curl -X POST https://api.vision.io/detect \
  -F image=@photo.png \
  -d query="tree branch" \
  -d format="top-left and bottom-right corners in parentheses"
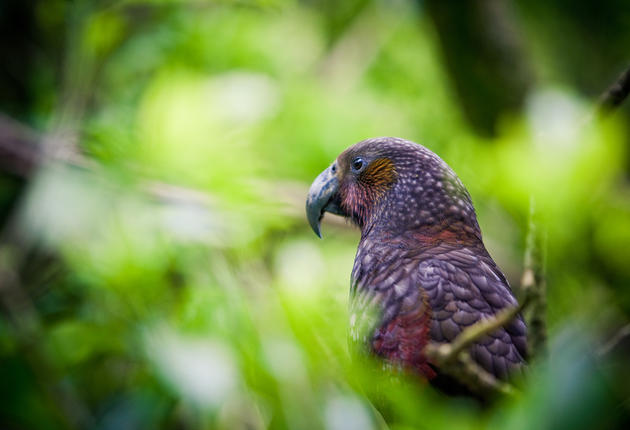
top-left (597, 64), bottom-right (630, 115)
top-left (0, 114), bottom-right (43, 178)
top-left (420, 60), bottom-right (630, 396)
top-left (423, 293), bottom-right (531, 398)
top-left (423, 198), bottom-right (545, 398)
top-left (425, 294), bottom-right (531, 366)
top-left (520, 198), bottom-right (547, 358)
top-left (598, 323), bottom-right (630, 358)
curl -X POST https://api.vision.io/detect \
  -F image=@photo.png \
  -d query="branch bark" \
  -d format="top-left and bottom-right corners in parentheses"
top-left (597, 64), bottom-right (630, 115)
top-left (425, 294), bottom-right (531, 366)
top-left (423, 198), bottom-right (544, 399)
top-left (424, 62), bottom-right (630, 397)
top-left (423, 292), bottom-right (532, 399)
top-left (520, 198), bottom-right (546, 358)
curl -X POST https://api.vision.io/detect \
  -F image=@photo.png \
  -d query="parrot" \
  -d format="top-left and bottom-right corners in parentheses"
top-left (305, 137), bottom-right (527, 395)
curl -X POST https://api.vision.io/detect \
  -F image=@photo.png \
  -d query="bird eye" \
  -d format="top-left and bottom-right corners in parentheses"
top-left (331, 163), bottom-right (337, 173)
top-left (351, 157), bottom-right (365, 172)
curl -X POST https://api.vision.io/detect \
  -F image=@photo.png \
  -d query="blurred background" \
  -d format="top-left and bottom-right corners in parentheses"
top-left (1, 0), bottom-right (630, 428)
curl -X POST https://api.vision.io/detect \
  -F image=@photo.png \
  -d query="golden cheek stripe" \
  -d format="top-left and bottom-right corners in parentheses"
top-left (360, 157), bottom-right (397, 194)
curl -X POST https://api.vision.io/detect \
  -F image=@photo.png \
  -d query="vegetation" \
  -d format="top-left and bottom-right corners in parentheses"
top-left (1, 1), bottom-right (629, 429)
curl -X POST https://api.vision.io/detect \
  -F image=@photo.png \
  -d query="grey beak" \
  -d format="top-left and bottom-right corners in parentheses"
top-left (306, 164), bottom-right (345, 238)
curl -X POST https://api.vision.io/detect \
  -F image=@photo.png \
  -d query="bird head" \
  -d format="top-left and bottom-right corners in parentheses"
top-left (306, 137), bottom-right (481, 241)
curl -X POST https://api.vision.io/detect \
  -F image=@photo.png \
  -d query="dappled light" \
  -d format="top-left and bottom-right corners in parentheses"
top-left (1, 1), bottom-right (630, 429)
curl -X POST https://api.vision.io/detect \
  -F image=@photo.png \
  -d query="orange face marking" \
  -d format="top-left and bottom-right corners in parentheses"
top-left (337, 156), bottom-right (397, 228)
top-left (360, 157), bottom-right (397, 195)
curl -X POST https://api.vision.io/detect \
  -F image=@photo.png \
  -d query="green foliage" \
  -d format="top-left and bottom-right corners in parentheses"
top-left (1, 0), bottom-right (629, 429)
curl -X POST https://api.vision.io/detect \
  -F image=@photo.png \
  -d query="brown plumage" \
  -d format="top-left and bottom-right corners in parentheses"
top-left (306, 137), bottom-right (527, 393)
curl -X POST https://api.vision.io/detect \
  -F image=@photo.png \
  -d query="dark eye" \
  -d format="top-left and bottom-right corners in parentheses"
top-left (351, 157), bottom-right (365, 172)
top-left (331, 163), bottom-right (337, 173)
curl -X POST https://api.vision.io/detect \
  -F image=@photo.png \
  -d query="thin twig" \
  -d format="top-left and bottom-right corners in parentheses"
top-left (423, 198), bottom-right (545, 398)
top-left (521, 197), bottom-right (547, 358)
top-left (423, 345), bottom-right (517, 398)
top-left (424, 61), bottom-right (630, 394)
top-left (423, 295), bottom-right (531, 398)
top-left (598, 323), bottom-right (630, 358)
top-left (426, 294), bottom-right (531, 361)
top-left (597, 64), bottom-right (630, 115)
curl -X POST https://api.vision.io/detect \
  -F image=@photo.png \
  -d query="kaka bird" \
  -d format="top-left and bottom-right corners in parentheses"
top-left (306, 137), bottom-right (527, 394)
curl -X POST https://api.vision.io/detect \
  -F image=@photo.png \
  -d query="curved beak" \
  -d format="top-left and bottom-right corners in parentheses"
top-left (306, 164), bottom-right (345, 238)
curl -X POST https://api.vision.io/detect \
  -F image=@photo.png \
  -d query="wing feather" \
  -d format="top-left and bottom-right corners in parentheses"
top-left (417, 246), bottom-right (527, 379)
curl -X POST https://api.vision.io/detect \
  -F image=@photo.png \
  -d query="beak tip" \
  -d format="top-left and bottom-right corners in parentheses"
top-left (306, 164), bottom-right (339, 240)
top-left (309, 217), bottom-right (323, 239)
